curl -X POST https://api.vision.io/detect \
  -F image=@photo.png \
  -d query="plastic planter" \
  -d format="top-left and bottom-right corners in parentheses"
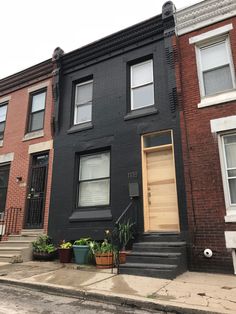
top-left (73, 245), bottom-right (90, 264)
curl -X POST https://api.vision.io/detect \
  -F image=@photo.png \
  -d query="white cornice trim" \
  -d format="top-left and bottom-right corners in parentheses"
top-left (176, 0), bottom-right (236, 36)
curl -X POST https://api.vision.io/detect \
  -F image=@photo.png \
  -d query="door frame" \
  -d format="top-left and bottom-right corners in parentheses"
top-left (24, 151), bottom-right (49, 229)
top-left (141, 129), bottom-right (179, 232)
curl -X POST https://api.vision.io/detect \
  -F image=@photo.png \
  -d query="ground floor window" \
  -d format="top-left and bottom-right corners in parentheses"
top-left (221, 133), bottom-right (236, 207)
top-left (0, 164), bottom-right (10, 212)
top-left (78, 151), bottom-right (110, 207)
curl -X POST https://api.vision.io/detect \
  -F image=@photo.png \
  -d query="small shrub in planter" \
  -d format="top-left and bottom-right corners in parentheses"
top-left (58, 241), bottom-right (73, 263)
top-left (115, 219), bottom-right (135, 264)
top-left (73, 237), bottom-right (91, 265)
top-left (32, 235), bottom-right (57, 261)
top-left (90, 239), bottom-right (115, 269)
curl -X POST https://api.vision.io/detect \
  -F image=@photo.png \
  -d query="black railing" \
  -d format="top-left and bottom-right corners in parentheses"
top-left (0, 207), bottom-right (22, 240)
top-left (111, 198), bottom-right (138, 274)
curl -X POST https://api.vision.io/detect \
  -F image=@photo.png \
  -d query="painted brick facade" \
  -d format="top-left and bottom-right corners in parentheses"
top-left (0, 62), bottom-right (54, 235)
top-left (176, 11), bottom-right (236, 273)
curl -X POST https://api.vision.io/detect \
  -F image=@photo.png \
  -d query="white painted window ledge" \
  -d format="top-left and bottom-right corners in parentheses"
top-left (225, 214), bottom-right (236, 223)
top-left (22, 130), bottom-right (44, 142)
top-left (198, 90), bottom-right (236, 108)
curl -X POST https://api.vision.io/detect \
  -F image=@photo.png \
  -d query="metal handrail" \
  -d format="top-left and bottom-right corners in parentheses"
top-left (0, 207), bottom-right (22, 240)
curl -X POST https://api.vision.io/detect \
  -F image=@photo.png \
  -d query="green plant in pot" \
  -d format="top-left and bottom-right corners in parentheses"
top-left (116, 219), bottom-right (135, 264)
top-left (32, 235), bottom-right (57, 261)
top-left (58, 240), bottom-right (73, 263)
top-left (73, 237), bottom-right (91, 264)
top-left (90, 239), bottom-right (115, 269)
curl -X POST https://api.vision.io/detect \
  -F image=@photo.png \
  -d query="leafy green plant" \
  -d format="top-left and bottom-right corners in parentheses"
top-left (32, 235), bottom-right (57, 254)
top-left (59, 240), bottom-right (72, 249)
top-left (73, 237), bottom-right (92, 246)
top-left (90, 239), bottom-right (114, 255)
top-left (116, 219), bottom-right (135, 250)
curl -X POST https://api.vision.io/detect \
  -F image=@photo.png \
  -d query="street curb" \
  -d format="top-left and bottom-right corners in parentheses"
top-left (0, 277), bottom-right (219, 314)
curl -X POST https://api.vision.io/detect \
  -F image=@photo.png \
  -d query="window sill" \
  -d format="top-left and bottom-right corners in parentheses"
top-left (225, 214), bottom-right (236, 223)
top-left (22, 130), bottom-right (44, 142)
top-left (124, 106), bottom-right (158, 120)
top-left (69, 208), bottom-right (112, 222)
top-left (67, 122), bottom-right (93, 134)
top-left (198, 90), bottom-right (236, 109)
top-left (0, 140), bottom-right (3, 147)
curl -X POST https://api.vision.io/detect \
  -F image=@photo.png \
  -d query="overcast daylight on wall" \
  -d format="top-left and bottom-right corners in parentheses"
top-left (0, 0), bottom-right (200, 79)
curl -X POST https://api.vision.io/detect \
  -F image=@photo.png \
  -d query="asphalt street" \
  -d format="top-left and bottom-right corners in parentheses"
top-left (0, 283), bottom-right (162, 314)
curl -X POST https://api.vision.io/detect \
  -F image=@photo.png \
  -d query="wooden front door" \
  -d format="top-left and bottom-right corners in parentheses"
top-left (25, 153), bottom-right (49, 229)
top-left (142, 131), bottom-right (180, 232)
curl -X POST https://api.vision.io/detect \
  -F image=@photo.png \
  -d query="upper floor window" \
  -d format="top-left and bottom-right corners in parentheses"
top-left (197, 37), bottom-right (235, 97)
top-left (74, 80), bottom-right (93, 125)
top-left (78, 151), bottom-right (110, 207)
top-left (0, 102), bottom-right (8, 140)
top-left (130, 60), bottom-right (154, 110)
top-left (28, 90), bottom-right (46, 132)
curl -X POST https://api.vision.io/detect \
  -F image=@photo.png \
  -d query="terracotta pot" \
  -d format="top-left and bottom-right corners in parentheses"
top-left (58, 248), bottom-right (72, 263)
top-left (119, 251), bottom-right (126, 264)
top-left (95, 252), bottom-right (114, 269)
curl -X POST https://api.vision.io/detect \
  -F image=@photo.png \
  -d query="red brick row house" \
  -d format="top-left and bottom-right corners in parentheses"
top-left (0, 60), bottom-right (54, 238)
top-left (175, 0), bottom-right (236, 274)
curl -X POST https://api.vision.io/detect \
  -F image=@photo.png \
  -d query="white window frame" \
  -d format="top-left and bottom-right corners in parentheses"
top-left (74, 80), bottom-right (93, 125)
top-left (189, 24), bottom-right (236, 108)
top-left (218, 132), bottom-right (236, 222)
top-left (78, 151), bottom-right (110, 207)
top-left (130, 59), bottom-right (154, 110)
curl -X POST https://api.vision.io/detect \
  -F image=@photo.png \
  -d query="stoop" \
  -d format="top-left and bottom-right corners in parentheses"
top-left (0, 229), bottom-right (44, 263)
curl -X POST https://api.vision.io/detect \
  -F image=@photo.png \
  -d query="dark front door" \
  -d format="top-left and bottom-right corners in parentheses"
top-left (0, 164), bottom-right (10, 215)
top-left (25, 153), bottom-right (49, 229)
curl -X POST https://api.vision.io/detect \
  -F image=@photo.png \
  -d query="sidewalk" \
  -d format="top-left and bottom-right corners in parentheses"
top-left (0, 261), bottom-right (235, 314)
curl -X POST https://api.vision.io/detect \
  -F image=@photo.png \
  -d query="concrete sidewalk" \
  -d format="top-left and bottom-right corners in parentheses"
top-left (0, 262), bottom-right (235, 314)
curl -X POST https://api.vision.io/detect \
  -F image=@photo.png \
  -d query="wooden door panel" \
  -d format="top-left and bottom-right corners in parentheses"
top-left (145, 147), bottom-right (179, 232)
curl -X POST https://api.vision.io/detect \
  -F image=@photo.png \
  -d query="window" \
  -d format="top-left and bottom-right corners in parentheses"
top-left (28, 90), bottom-right (46, 132)
top-left (221, 133), bottom-right (236, 208)
top-left (0, 164), bottom-right (10, 212)
top-left (74, 80), bottom-right (93, 125)
top-left (131, 60), bottom-right (154, 110)
top-left (78, 152), bottom-right (110, 207)
top-left (0, 102), bottom-right (8, 140)
top-left (197, 37), bottom-right (235, 96)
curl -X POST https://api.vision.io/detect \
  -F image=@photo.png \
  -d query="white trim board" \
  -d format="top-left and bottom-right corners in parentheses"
top-left (210, 115), bottom-right (236, 133)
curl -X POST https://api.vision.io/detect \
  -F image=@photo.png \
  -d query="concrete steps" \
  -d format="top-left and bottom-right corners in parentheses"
top-left (0, 229), bottom-right (44, 264)
top-left (119, 233), bottom-right (187, 279)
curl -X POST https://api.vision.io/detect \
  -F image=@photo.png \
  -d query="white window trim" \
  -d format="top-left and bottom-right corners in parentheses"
top-left (218, 133), bottom-right (236, 222)
top-left (74, 80), bottom-right (93, 125)
top-left (189, 24), bottom-right (233, 44)
top-left (130, 59), bottom-right (154, 110)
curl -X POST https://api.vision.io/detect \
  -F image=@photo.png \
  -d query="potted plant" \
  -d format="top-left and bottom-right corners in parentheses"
top-left (73, 237), bottom-right (91, 264)
top-left (90, 239), bottom-right (114, 269)
top-left (32, 235), bottom-right (57, 261)
top-left (116, 219), bottom-right (135, 264)
top-left (58, 240), bottom-right (73, 263)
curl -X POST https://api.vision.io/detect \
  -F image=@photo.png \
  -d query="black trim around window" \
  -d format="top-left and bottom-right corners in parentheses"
top-left (0, 102), bottom-right (8, 140)
top-left (27, 89), bottom-right (47, 133)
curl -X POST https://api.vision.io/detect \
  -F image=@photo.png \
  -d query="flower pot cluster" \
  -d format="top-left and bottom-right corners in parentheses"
top-left (32, 220), bottom-right (135, 267)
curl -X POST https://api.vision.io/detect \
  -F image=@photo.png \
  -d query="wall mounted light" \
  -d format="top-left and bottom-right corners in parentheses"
top-left (16, 176), bottom-right (22, 183)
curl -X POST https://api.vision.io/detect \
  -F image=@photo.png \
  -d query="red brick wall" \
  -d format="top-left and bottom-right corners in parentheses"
top-left (0, 77), bottom-right (53, 235)
top-left (176, 17), bottom-right (236, 273)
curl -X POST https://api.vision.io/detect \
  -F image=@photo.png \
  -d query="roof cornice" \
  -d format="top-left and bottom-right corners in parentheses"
top-left (176, 0), bottom-right (236, 36)
top-left (62, 14), bottom-right (169, 72)
top-left (0, 59), bottom-right (52, 96)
